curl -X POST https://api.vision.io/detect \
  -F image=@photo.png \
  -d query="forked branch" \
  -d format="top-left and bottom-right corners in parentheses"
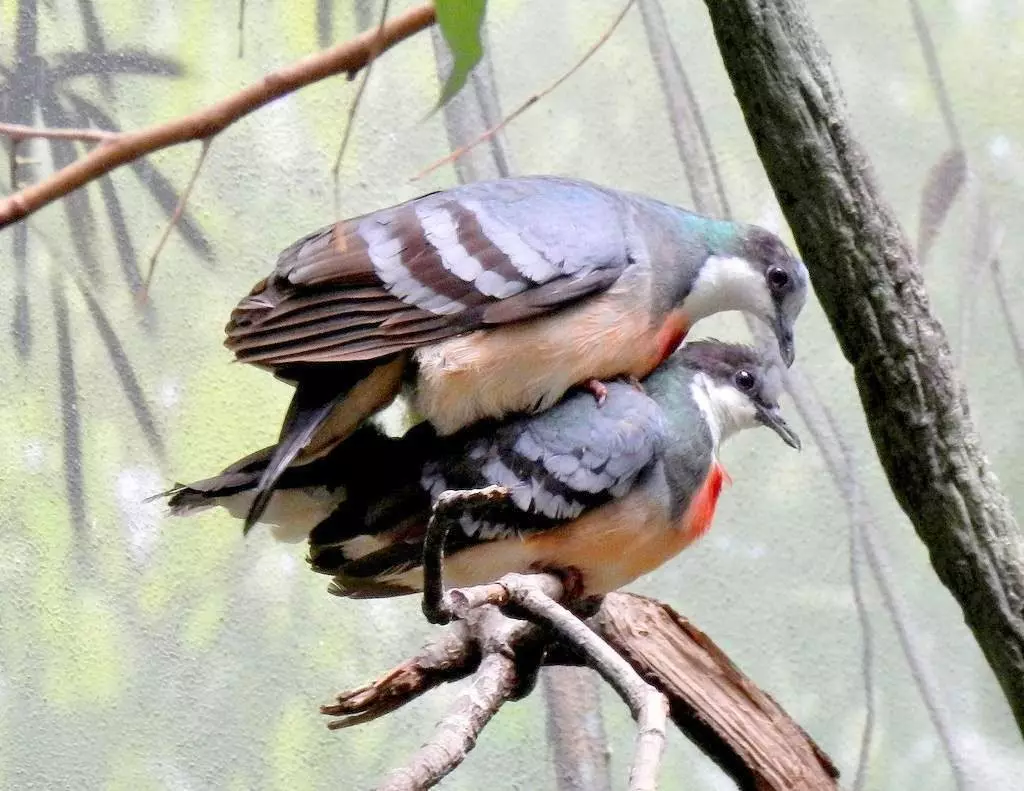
top-left (0, 3), bottom-right (436, 229)
top-left (321, 485), bottom-right (837, 790)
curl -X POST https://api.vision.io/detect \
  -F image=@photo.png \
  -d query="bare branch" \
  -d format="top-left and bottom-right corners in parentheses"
top-left (378, 650), bottom-right (519, 791)
top-left (990, 255), bottom-right (1024, 379)
top-left (0, 121), bottom-right (117, 144)
top-left (141, 139), bottom-right (211, 296)
top-left (421, 485), bottom-right (510, 624)
top-left (506, 577), bottom-right (668, 791)
top-left (0, 3), bottom-right (437, 229)
top-left (321, 621), bottom-right (479, 729)
top-left (412, 0), bottom-right (635, 182)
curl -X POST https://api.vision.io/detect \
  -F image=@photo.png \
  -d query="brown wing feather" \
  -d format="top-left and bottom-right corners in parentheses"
top-left (225, 188), bottom-right (627, 369)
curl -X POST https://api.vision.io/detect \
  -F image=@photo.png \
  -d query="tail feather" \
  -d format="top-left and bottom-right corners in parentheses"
top-left (243, 355), bottom-right (406, 533)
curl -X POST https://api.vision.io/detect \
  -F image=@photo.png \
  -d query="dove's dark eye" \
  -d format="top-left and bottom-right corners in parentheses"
top-left (767, 267), bottom-right (790, 290)
top-left (734, 370), bottom-right (756, 391)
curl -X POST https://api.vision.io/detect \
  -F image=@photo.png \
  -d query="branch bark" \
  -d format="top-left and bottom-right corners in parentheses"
top-left (703, 0), bottom-right (1024, 734)
top-left (326, 589), bottom-right (839, 790)
top-left (0, 3), bottom-right (436, 228)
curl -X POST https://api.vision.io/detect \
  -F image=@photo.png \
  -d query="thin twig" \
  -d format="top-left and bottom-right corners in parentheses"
top-left (421, 486), bottom-right (510, 625)
top-left (140, 139), bottom-right (211, 297)
top-left (0, 121), bottom-right (117, 144)
top-left (0, 3), bottom-right (437, 229)
top-left (506, 577), bottom-right (668, 791)
top-left (377, 651), bottom-right (519, 791)
top-left (990, 256), bottom-right (1024, 380)
top-left (237, 0), bottom-right (246, 59)
top-left (411, 0), bottom-right (636, 182)
top-left (907, 0), bottom-right (962, 149)
top-left (332, 0), bottom-right (392, 219)
top-left (847, 495), bottom-right (875, 791)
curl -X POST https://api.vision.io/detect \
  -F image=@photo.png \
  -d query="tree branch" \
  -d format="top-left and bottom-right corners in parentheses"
top-left (377, 650), bottom-right (519, 791)
top-left (0, 3), bottom-right (437, 229)
top-left (703, 0), bottom-right (1024, 734)
top-left (326, 589), bottom-right (839, 790)
top-left (141, 139), bottom-right (211, 295)
top-left (506, 580), bottom-right (668, 791)
top-left (0, 121), bottom-right (117, 144)
top-left (593, 594), bottom-right (839, 790)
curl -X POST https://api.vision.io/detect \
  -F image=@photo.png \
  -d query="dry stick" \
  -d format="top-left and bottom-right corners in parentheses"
top-left (140, 139), bottom-right (211, 296)
top-left (593, 594), bottom-right (839, 790)
top-left (377, 649), bottom-right (520, 791)
top-left (0, 122), bottom-right (118, 145)
top-left (506, 578), bottom-right (669, 791)
top-left (0, 3), bottom-right (436, 229)
top-left (421, 486), bottom-right (510, 625)
top-left (321, 621), bottom-right (479, 730)
top-left (331, 0), bottom-right (392, 218)
top-left (411, 0), bottom-right (636, 182)
top-left (990, 256), bottom-right (1024, 378)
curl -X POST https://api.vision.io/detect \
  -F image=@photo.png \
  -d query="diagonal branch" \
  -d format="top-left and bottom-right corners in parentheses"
top-left (412, 0), bottom-right (635, 182)
top-left (141, 139), bottom-right (211, 295)
top-left (0, 3), bottom-right (436, 229)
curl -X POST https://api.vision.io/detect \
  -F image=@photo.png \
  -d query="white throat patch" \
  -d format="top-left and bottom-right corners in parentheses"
top-left (689, 372), bottom-right (759, 447)
top-left (684, 255), bottom-right (773, 323)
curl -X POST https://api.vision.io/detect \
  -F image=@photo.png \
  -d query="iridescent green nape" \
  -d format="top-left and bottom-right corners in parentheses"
top-left (676, 214), bottom-right (741, 252)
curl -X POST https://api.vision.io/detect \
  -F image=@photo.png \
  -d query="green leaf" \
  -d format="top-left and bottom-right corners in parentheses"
top-left (435, 0), bottom-right (487, 108)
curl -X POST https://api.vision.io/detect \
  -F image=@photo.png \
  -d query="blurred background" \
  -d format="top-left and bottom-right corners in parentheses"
top-left (1, 0), bottom-right (1022, 788)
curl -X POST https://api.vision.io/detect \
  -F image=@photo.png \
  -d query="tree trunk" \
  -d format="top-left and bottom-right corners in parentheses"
top-left (701, 0), bottom-right (1024, 734)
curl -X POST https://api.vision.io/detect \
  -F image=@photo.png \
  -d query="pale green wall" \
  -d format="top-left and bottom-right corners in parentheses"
top-left (1, 1), bottom-right (1022, 789)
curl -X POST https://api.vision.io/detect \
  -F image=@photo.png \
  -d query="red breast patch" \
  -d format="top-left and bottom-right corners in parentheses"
top-left (654, 310), bottom-right (690, 365)
top-left (681, 462), bottom-right (731, 543)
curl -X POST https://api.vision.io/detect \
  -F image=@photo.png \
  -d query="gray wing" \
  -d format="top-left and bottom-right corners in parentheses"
top-left (225, 177), bottom-right (635, 368)
top-left (423, 380), bottom-right (668, 540)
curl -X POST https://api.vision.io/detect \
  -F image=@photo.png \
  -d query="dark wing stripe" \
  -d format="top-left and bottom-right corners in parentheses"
top-left (480, 269), bottom-right (622, 325)
top-left (459, 197), bottom-right (563, 283)
top-left (261, 326), bottom-right (456, 365)
top-left (450, 201), bottom-right (536, 287)
top-left (285, 221), bottom-right (378, 286)
top-left (391, 204), bottom-right (484, 306)
top-left (234, 314), bottom-right (447, 364)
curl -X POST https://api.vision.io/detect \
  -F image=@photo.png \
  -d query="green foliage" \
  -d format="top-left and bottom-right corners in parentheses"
top-left (434, 0), bottom-right (487, 108)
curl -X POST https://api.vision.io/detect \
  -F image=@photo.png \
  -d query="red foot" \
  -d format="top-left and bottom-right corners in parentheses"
top-left (583, 379), bottom-right (608, 407)
top-left (530, 564), bottom-right (586, 601)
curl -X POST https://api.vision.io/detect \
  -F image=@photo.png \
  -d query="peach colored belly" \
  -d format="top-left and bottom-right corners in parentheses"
top-left (384, 465), bottom-right (726, 597)
top-left (412, 289), bottom-right (675, 435)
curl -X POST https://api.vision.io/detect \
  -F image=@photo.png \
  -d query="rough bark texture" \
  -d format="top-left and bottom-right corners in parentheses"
top-left (702, 0), bottom-right (1024, 732)
top-left (327, 587), bottom-right (838, 790)
top-left (595, 594), bottom-right (839, 791)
